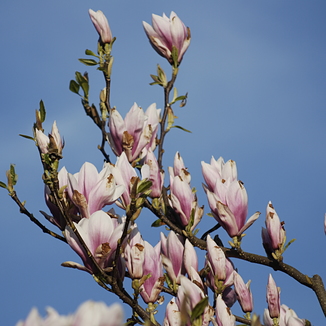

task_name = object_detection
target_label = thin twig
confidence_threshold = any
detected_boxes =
[9,191,66,243]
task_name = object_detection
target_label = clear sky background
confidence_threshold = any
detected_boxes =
[1,0,325,325]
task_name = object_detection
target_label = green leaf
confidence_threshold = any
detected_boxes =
[80,80,89,98]
[69,80,80,95]
[175,95,186,102]
[10,164,18,186]
[191,297,208,322]
[284,238,296,252]
[85,49,98,57]
[0,181,7,189]
[173,125,192,133]
[78,58,98,66]
[39,100,46,123]
[151,219,164,227]
[137,179,152,194]
[172,87,178,102]
[75,71,84,85]
[19,134,34,141]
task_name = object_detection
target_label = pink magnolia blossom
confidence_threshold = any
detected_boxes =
[16,301,123,326]
[176,275,211,326]
[202,156,237,193]
[206,235,234,294]
[35,121,63,155]
[203,156,259,238]
[233,271,253,313]
[183,239,199,280]
[89,9,112,44]
[43,166,71,229]
[108,152,151,209]
[124,227,145,279]
[215,294,236,326]
[140,241,164,303]
[169,152,203,230]
[169,151,191,184]
[66,162,124,219]
[161,231,185,284]
[163,298,182,326]
[266,274,281,319]
[262,201,286,259]
[143,12,191,65]
[16,308,44,326]
[64,210,125,274]
[107,103,160,162]
[141,149,164,198]
[263,304,305,326]
[71,301,123,326]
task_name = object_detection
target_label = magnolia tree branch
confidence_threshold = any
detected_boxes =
[143,197,326,315]
[157,70,178,169]
[9,190,66,243]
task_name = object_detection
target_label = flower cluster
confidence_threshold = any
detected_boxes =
[202,156,260,245]
[107,103,161,163]
[9,7,320,326]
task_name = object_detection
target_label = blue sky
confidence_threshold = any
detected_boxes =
[1,0,325,324]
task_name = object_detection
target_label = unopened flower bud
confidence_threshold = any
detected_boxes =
[89,9,113,44]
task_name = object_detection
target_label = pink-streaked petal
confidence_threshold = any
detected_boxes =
[215,294,236,326]
[61,261,92,274]
[88,175,125,214]
[183,239,198,276]
[87,210,114,253]
[216,201,239,237]
[77,162,100,201]
[108,108,126,155]
[238,212,260,236]
[226,180,248,230]
[151,14,173,48]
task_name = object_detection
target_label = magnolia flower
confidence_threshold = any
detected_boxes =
[262,201,286,260]
[124,227,145,279]
[215,294,236,326]
[169,151,191,184]
[89,9,112,44]
[108,152,151,210]
[202,156,260,239]
[177,276,209,325]
[66,162,124,219]
[140,241,164,303]
[143,12,191,65]
[64,210,125,274]
[16,301,123,326]
[161,231,185,284]
[206,235,234,294]
[233,271,253,313]
[43,166,71,229]
[263,304,305,326]
[266,274,280,319]
[163,298,182,326]
[35,121,63,155]
[16,308,43,326]
[169,152,204,230]
[141,149,164,198]
[107,103,161,162]
[183,239,199,281]
[72,301,123,326]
